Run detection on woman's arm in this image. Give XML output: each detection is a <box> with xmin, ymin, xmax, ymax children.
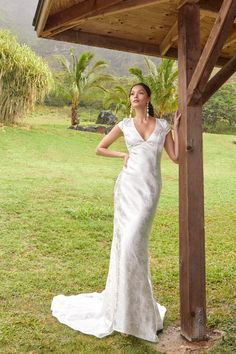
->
<box><xmin>95</xmin><ymin>124</ymin><xmax>129</xmax><ymax>166</ymax></box>
<box><xmin>164</xmin><ymin>111</ymin><xmax>181</xmax><ymax>164</ymax></box>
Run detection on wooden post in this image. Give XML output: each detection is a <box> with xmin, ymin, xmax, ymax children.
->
<box><xmin>178</xmin><ymin>1</ymin><xmax>207</xmax><ymax>341</ymax></box>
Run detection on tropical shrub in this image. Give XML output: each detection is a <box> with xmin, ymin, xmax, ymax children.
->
<box><xmin>44</xmin><ymin>72</ymin><xmax>71</xmax><ymax>107</ymax></box>
<box><xmin>129</xmin><ymin>58</ymin><xmax>178</xmax><ymax>117</ymax></box>
<box><xmin>203</xmin><ymin>82</ymin><xmax>236</xmax><ymax>129</ymax></box>
<box><xmin>103</xmin><ymin>84</ymin><xmax>131</xmax><ymax>118</ymax></box>
<box><xmin>0</xmin><ymin>30</ymin><xmax>52</xmax><ymax>124</ymax></box>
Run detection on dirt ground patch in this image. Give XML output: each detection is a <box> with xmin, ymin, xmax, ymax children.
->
<box><xmin>156</xmin><ymin>325</ymin><xmax>224</xmax><ymax>353</ymax></box>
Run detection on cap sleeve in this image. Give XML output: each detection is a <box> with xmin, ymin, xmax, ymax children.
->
<box><xmin>164</xmin><ymin>119</ymin><xmax>171</xmax><ymax>135</ymax></box>
<box><xmin>117</xmin><ymin>119</ymin><xmax>124</xmax><ymax>132</ymax></box>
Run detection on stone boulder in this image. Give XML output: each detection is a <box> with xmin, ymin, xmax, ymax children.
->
<box><xmin>96</xmin><ymin>110</ymin><xmax>117</xmax><ymax>125</ymax></box>
<box><xmin>69</xmin><ymin>125</ymin><xmax>107</xmax><ymax>134</ymax></box>
<box><xmin>105</xmin><ymin>126</ymin><xmax>114</xmax><ymax>134</ymax></box>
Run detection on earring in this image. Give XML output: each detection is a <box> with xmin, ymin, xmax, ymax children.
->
<box><xmin>146</xmin><ymin>102</ymin><xmax>149</xmax><ymax>120</ymax></box>
<box><xmin>129</xmin><ymin>105</ymin><xmax>133</xmax><ymax>118</ymax></box>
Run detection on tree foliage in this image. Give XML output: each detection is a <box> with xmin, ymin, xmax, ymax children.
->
<box><xmin>0</xmin><ymin>30</ymin><xmax>52</xmax><ymax>124</ymax></box>
<box><xmin>203</xmin><ymin>83</ymin><xmax>236</xmax><ymax>127</ymax></box>
<box><xmin>103</xmin><ymin>78</ymin><xmax>133</xmax><ymax>118</ymax></box>
<box><xmin>129</xmin><ymin>58</ymin><xmax>178</xmax><ymax>117</ymax></box>
<box><xmin>55</xmin><ymin>49</ymin><xmax>113</xmax><ymax>125</ymax></box>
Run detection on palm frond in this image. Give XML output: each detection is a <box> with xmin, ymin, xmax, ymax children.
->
<box><xmin>128</xmin><ymin>57</ymin><xmax>178</xmax><ymax>117</ymax></box>
<box><xmin>144</xmin><ymin>57</ymin><xmax>158</xmax><ymax>77</ymax></box>
<box><xmin>55</xmin><ymin>55</ymin><xmax>71</xmax><ymax>74</ymax></box>
<box><xmin>87</xmin><ymin>60</ymin><xmax>108</xmax><ymax>76</ymax></box>
<box><xmin>128</xmin><ymin>67</ymin><xmax>144</xmax><ymax>82</ymax></box>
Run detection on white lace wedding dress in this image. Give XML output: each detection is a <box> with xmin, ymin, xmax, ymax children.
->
<box><xmin>51</xmin><ymin>117</ymin><xmax>171</xmax><ymax>342</ymax></box>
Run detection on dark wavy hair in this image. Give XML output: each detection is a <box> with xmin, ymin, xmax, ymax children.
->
<box><xmin>129</xmin><ymin>82</ymin><xmax>155</xmax><ymax>117</ymax></box>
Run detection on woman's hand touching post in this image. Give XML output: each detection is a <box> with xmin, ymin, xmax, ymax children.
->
<box><xmin>173</xmin><ymin>110</ymin><xmax>181</xmax><ymax>129</ymax></box>
<box><xmin>164</xmin><ymin>110</ymin><xmax>181</xmax><ymax>164</ymax></box>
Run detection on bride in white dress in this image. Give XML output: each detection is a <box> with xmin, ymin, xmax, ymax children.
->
<box><xmin>51</xmin><ymin>83</ymin><xmax>181</xmax><ymax>343</ymax></box>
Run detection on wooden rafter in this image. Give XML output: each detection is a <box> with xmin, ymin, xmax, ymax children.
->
<box><xmin>177</xmin><ymin>0</ymin><xmax>198</xmax><ymax>9</ymax></box>
<box><xmin>224</xmin><ymin>36</ymin><xmax>236</xmax><ymax>47</ymax></box>
<box><xmin>41</xmin><ymin>0</ymin><xmax>234</xmax><ymax>38</ymax></box>
<box><xmin>200</xmin><ymin>8</ymin><xmax>236</xmax><ymax>24</ymax></box>
<box><xmin>202</xmin><ymin>54</ymin><xmax>236</xmax><ymax>104</ymax></box>
<box><xmin>160</xmin><ymin>21</ymin><xmax>178</xmax><ymax>56</ymax></box>
<box><xmin>44</xmin><ymin>0</ymin><xmax>121</xmax><ymax>36</ymax></box>
<box><xmin>52</xmin><ymin>29</ymin><xmax>162</xmax><ymax>57</ymax></box>
<box><xmin>50</xmin><ymin>28</ymin><xmax>230</xmax><ymax>67</ymax></box>
<box><xmin>160</xmin><ymin>12</ymin><xmax>206</xmax><ymax>56</ymax></box>
<box><xmin>167</xmin><ymin>48</ymin><xmax>229</xmax><ymax>67</ymax></box>
<box><xmin>198</xmin><ymin>0</ymin><xmax>222</xmax><ymax>13</ymax></box>
<box><xmin>36</xmin><ymin>0</ymin><xmax>53</xmax><ymax>36</ymax></box>
<box><xmin>223</xmin><ymin>24</ymin><xmax>236</xmax><ymax>48</ymax></box>
<box><xmin>187</xmin><ymin>0</ymin><xmax>236</xmax><ymax>105</ymax></box>
<box><xmin>43</xmin><ymin>0</ymin><xmax>169</xmax><ymax>37</ymax></box>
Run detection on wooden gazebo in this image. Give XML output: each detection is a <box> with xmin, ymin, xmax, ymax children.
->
<box><xmin>33</xmin><ymin>0</ymin><xmax>236</xmax><ymax>342</ymax></box>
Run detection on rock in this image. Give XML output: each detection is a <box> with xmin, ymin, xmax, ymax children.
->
<box><xmin>69</xmin><ymin>125</ymin><xmax>107</xmax><ymax>134</ymax></box>
<box><xmin>68</xmin><ymin>125</ymin><xmax>83</xmax><ymax>130</ymax></box>
<box><xmin>84</xmin><ymin>126</ymin><xmax>98</xmax><ymax>133</ymax></box>
<box><xmin>105</xmin><ymin>126</ymin><xmax>114</xmax><ymax>134</ymax></box>
<box><xmin>97</xmin><ymin>126</ymin><xmax>106</xmax><ymax>134</ymax></box>
<box><xmin>96</xmin><ymin>110</ymin><xmax>117</xmax><ymax>125</ymax></box>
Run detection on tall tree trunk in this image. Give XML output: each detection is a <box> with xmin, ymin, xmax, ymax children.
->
<box><xmin>71</xmin><ymin>103</ymin><xmax>79</xmax><ymax>126</ymax></box>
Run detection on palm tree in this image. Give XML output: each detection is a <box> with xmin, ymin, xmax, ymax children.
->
<box><xmin>129</xmin><ymin>58</ymin><xmax>178</xmax><ymax>118</ymax></box>
<box><xmin>103</xmin><ymin>84</ymin><xmax>131</xmax><ymax>118</ymax></box>
<box><xmin>56</xmin><ymin>49</ymin><xmax>113</xmax><ymax>126</ymax></box>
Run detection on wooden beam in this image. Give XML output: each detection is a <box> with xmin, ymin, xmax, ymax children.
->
<box><xmin>187</xmin><ymin>0</ymin><xmax>236</xmax><ymax>105</ymax></box>
<box><xmin>202</xmin><ymin>54</ymin><xmax>236</xmax><ymax>104</ymax></box>
<box><xmin>177</xmin><ymin>0</ymin><xmax>199</xmax><ymax>9</ymax></box>
<box><xmin>198</xmin><ymin>0</ymin><xmax>222</xmax><ymax>13</ymax></box>
<box><xmin>223</xmin><ymin>24</ymin><xmax>236</xmax><ymax>47</ymax></box>
<box><xmin>224</xmin><ymin>35</ymin><xmax>236</xmax><ymax>47</ymax></box>
<box><xmin>49</xmin><ymin>28</ymin><xmax>230</xmax><ymax>67</ymax></box>
<box><xmin>160</xmin><ymin>21</ymin><xmax>178</xmax><ymax>56</ymax></box>
<box><xmin>178</xmin><ymin>1</ymin><xmax>207</xmax><ymax>341</ymax></box>
<box><xmin>49</xmin><ymin>28</ymin><xmax>231</xmax><ymax>67</ymax></box>
<box><xmin>200</xmin><ymin>8</ymin><xmax>236</xmax><ymax>24</ymax></box>
<box><xmin>44</xmin><ymin>0</ymin><xmax>120</xmax><ymax>36</ymax></box>
<box><xmin>44</xmin><ymin>0</ymin><xmax>231</xmax><ymax>38</ymax></box>
<box><xmin>43</xmin><ymin>0</ymin><xmax>169</xmax><ymax>37</ymax></box>
<box><xmin>35</xmin><ymin>0</ymin><xmax>53</xmax><ymax>36</ymax></box>
<box><xmin>165</xmin><ymin>47</ymin><xmax>229</xmax><ymax>67</ymax></box>
<box><xmin>160</xmin><ymin>12</ymin><xmax>206</xmax><ymax>56</ymax></box>
<box><xmin>51</xmin><ymin>29</ymin><xmax>162</xmax><ymax>57</ymax></box>
<box><xmin>36</xmin><ymin>0</ymin><xmax>234</xmax><ymax>39</ymax></box>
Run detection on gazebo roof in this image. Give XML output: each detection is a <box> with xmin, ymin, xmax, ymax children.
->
<box><xmin>33</xmin><ymin>0</ymin><xmax>236</xmax><ymax>67</ymax></box>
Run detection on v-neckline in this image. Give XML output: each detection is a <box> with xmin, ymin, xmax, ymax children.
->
<box><xmin>131</xmin><ymin>118</ymin><xmax>158</xmax><ymax>142</ymax></box>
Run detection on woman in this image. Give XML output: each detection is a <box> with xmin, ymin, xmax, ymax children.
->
<box><xmin>51</xmin><ymin>83</ymin><xmax>181</xmax><ymax>343</ymax></box>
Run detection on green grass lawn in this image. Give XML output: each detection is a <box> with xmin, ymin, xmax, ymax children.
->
<box><xmin>0</xmin><ymin>107</ymin><xmax>235</xmax><ymax>353</ymax></box>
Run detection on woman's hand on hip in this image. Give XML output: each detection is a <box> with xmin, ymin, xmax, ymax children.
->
<box><xmin>123</xmin><ymin>153</ymin><xmax>129</xmax><ymax>168</ymax></box>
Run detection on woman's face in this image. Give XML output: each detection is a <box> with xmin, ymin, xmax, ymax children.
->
<box><xmin>129</xmin><ymin>85</ymin><xmax>150</xmax><ymax>109</ymax></box>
